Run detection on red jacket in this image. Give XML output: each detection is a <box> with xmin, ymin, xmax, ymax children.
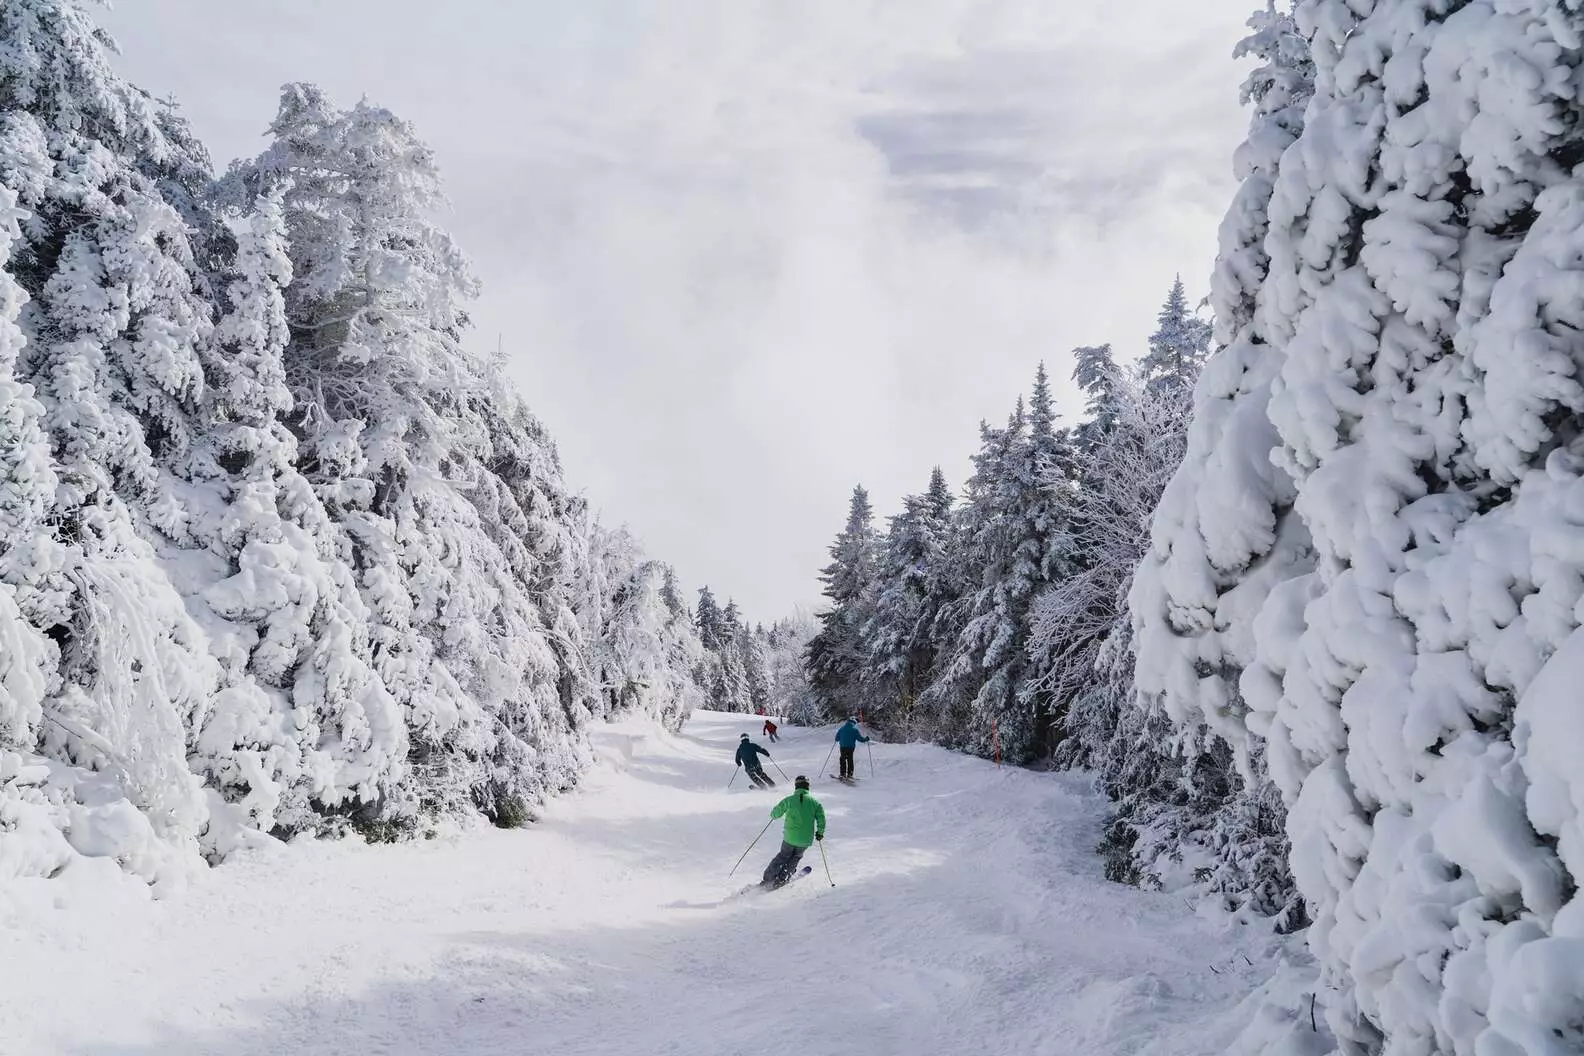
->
<box><xmin>763</xmin><ymin>720</ymin><xmax>777</xmax><ymax>734</ymax></box>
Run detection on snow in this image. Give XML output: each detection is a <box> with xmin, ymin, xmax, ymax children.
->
<box><xmin>1</xmin><ymin>711</ymin><xmax>1318</xmax><ymax>1056</ymax></box>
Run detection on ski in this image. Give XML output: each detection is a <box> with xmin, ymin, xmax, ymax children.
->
<box><xmin>757</xmin><ymin>865</ymin><xmax>813</xmax><ymax>893</ymax></box>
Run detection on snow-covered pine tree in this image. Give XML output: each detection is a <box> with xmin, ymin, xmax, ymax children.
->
<box><xmin>920</xmin><ymin>419</ymin><xmax>1014</xmax><ymax>747</ymax></box>
<box><xmin>1033</xmin><ymin>353</ymin><xmax>1158</xmax><ymax>758</ymax></box>
<box><xmin>862</xmin><ymin>467</ymin><xmax>955</xmax><ymax>737</ymax></box>
<box><xmin>225</xmin><ymin>84</ymin><xmax>598</xmax><ymax>828</ymax></box>
<box><xmin>1039</xmin><ymin>285</ymin><xmax>1204</xmax><ymax>765</ymax></box>
<box><xmin>1139</xmin><ymin>276</ymin><xmax>1211</xmax><ymax>399</ymax></box>
<box><xmin>1028</xmin><ymin>342</ymin><xmax>1262</xmax><ymax>898</ymax></box>
<box><xmin>178</xmin><ymin>190</ymin><xmax>400</xmax><ymax>849</ymax></box>
<box><xmin>1128</xmin><ymin>0</ymin><xmax>1313</xmax><ymax>931</ymax></box>
<box><xmin>0</xmin><ymin>181</ymin><xmax>74</xmax><ymax>877</ymax></box>
<box><xmin>467</xmin><ymin>376</ymin><xmax>600</xmax><ymax>811</ymax></box>
<box><xmin>763</xmin><ymin>615</ymin><xmax>818</xmax><ymax>722</ymax></box>
<box><xmin>695</xmin><ymin>586</ymin><xmax>726</xmax><ymax>651</ymax></box>
<box><xmin>807</xmin><ymin>485</ymin><xmax>879</xmax><ymax>721</ymax></box>
<box><xmin>736</xmin><ymin>613</ymin><xmax>771</xmax><ymax>715</ymax></box>
<box><xmin>658</xmin><ymin>570</ymin><xmax>706</xmax><ymax>726</ymax></box>
<box><xmin>928</xmin><ymin>366</ymin><xmax>1074</xmax><ymax>762</ymax></box>
<box><xmin>1140</xmin><ymin>0</ymin><xmax>1584</xmax><ymax>1048</ymax></box>
<box><xmin>0</xmin><ymin>2</ymin><xmax>717</xmax><ymax>878</ymax></box>
<box><xmin>580</xmin><ymin>525</ymin><xmax>703</xmax><ymax>732</ymax></box>
<box><xmin>660</xmin><ymin>567</ymin><xmax>686</xmax><ymax>620</ymax></box>
<box><xmin>717</xmin><ymin>600</ymin><xmax>753</xmax><ymax>713</ymax></box>
<box><xmin>692</xmin><ymin>586</ymin><xmax>726</xmax><ymax>709</ymax></box>
<box><xmin>0</xmin><ymin>181</ymin><xmax>54</xmax><ymax>718</ymax></box>
<box><xmin>0</xmin><ymin>0</ymin><xmax>230</xmax><ymax>886</ymax></box>
<box><xmin>1070</xmin><ymin>344</ymin><xmax>1124</xmax><ymax>454</ymax></box>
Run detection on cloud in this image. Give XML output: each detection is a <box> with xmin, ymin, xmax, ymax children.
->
<box><xmin>102</xmin><ymin>0</ymin><xmax>1257</xmax><ymax>616</ymax></box>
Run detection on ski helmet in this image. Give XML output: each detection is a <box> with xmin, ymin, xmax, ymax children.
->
<box><xmin>794</xmin><ymin>775</ymin><xmax>809</xmax><ymax>790</ymax></box>
<box><xmin>741</xmin><ymin>733</ymin><xmax>749</xmax><ymax>739</ymax></box>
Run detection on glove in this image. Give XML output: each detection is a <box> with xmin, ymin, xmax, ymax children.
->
<box><xmin>815</xmin><ymin>832</ymin><xmax>824</xmax><ymax>841</ymax></box>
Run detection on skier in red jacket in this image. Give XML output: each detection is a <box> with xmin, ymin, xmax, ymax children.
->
<box><xmin>763</xmin><ymin>718</ymin><xmax>779</xmax><ymax>743</ymax></box>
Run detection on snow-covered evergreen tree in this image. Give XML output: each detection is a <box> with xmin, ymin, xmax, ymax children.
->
<box><xmin>716</xmin><ymin>600</ymin><xmax>754</xmax><ymax>713</ymax></box>
<box><xmin>1033</xmin><ymin>356</ymin><xmax>1177</xmax><ymax>753</ymax></box>
<box><xmin>695</xmin><ymin>587</ymin><xmax>726</xmax><ymax>651</ymax></box>
<box><xmin>0</xmin><ymin>0</ymin><xmax>227</xmax><ymax>886</ymax></box>
<box><xmin>0</xmin><ymin>181</ymin><xmax>62</xmax><ymax>841</ymax></box>
<box><xmin>172</xmin><ymin>189</ymin><xmax>404</xmax><ymax>848</ymax></box>
<box><xmin>862</xmin><ymin>468</ymin><xmax>955</xmax><ymax>737</ymax></box>
<box><xmin>1127</xmin><ymin>0</ymin><xmax>1313</xmax><ymax>931</ymax></box>
<box><xmin>1071</xmin><ymin>344</ymin><xmax>1125</xmax><ymax>454</ymax></box>
<box><xmin>928</xmin><ymin>366</ymin><xmax>1074</xmax><ymax>761</ymax></box>
<box><xmin>807</xmin><ymin>485</ymin><xmax>879</xmax><ymax>720</ymax></box>
<box><xmin>1026</xmin><ymin>343</ymin><xmax>1279</xmax><ymax>905</ymax></box>
<box><xmin>762</xmin><ymin>614</ymin><xmax>818</xmax><ymax>721</ymax></box>
<box><xmin>0</xmin><ymin>185</ymin><xmax>55</xmax><ymax>750</ymax></box>
<box><xmin>580</xmin><ymin>525</ymin><xmax>704</xmax><ymax>732</ymax></box>
<box><xmin>467</xmin><ymin>377</ymin><xmax>601</xmax><ymax>812</ymax></box>
<box><xmin>1137</xmin><ymin>0</ymin><xmax>1584</xmax><ymax>1048</ymax></box>
<box><xmin>224</xmin><ymin>85</ymin><xmax>610</xmax><ymax>827</ymax></box>
<box><xmin>1139</xmin><ymin>277</ymin><xmax>1211</xmax><ymax>399</ymax></box>
<box><xmin>737</xmin><ymin>615</ymin><xmax>772</xmax><ymax>715</ymax></box>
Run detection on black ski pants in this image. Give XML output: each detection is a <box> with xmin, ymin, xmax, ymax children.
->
<box><xmin>747</xmin><ymin>765</ymin><xmax>775</xmax><ymax>788</ymax></box>
<box><xmin>838</xmin><ymin>746</ymin><xmax>856</xmax><ymax>778</ymax></box>
<box><xmin>761</xmin><ymin>841</ymin><xmax>807</xmax><ymax>887</ymax></box>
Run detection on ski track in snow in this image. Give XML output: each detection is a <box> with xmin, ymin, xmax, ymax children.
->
<box><xmin>1</xmin><ymin>711</ymin><xmax>1282</xmax><ymax>1056</ymax></box>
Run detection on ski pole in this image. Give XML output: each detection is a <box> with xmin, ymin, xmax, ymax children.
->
<box><xmin>770</xmin><ymin>757</ymin><xmax>790</xmax><ymax>781</ymax></box>
<box><xmin>729</xmin><ymin>817</ymin><xmax>776</xmax><ymax>877</ymax></box>
<box><xmin>818</xmin><ymin>839</ymin><xmax>835</xmax><ymax>887</ymax></box>
<box><xmin>728</xmin><ymin>764</ymin><xmax>740</xmax><ymax>790</ymax></box>
<box><xmin>820</xmin><ymin>742</ymin><xmax>836</xmax><ymax>779</ymax></box>
<box><xmin>867</xmin><ymin>739</ymin><xmax>875</xmax><ymax>778</ymax></box>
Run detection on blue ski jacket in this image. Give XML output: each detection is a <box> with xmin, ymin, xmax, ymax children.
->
<box><xmin>834</xmin><ymin>721</ymin><xmax>869</xmax><ymax>749</ymax></box>
<box><xmin>735</xmin><ymin>740</ymin><xmax>770</xmax><ymax>769</ymax></box>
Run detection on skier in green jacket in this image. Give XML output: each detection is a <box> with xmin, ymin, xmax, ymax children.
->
<box><xmin>761</xmin><ymin>776</ymin><xmax>825</xmax><ymax>889</ymax></box>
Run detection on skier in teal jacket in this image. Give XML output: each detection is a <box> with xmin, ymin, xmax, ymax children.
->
<box><xmin>761</xmin><ymin>776</ymin><xmax>825</xmax><ymax>888</ymax></box>
<box><xmin>834</xmin><ymin>718</ymin><xmax>869</xmax><ymax>780</ymax></box>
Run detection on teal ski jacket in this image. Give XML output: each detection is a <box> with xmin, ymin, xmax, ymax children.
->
<box><xmin>834</xmin><ymin>720</ymin><xmax>869</xmax><ymax>749</ymax></box>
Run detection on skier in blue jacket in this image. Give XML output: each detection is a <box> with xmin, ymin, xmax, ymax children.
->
<box><xmin>834</xmin><ymin>718</ymin><xmax>869</xmax><ymax>781</ymax></box>
<box><xmin>735</xmin><ymin>734</ymin><xmax>775</xmax><ymax>789</ymax></box>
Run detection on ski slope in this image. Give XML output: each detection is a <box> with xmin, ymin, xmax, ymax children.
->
<box><xmin>1</xmin><ymin>711</ymin><xmax>1312</xmax><ymax>1056</ymax></box>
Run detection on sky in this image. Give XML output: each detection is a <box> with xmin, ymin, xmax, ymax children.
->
<box><xmin>102</xmin><ymin>0</ymin><xmax>1257</xmax><ymax>618</ymax></box>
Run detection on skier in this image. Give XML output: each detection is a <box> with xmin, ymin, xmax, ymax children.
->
<box><xmin>761</xmin><ymin>776</ymin><xmax>825</xmax><ymax>888</ymax></box>
<box><xmin>735</xmin><ymin>733</ymin><xmax>775</xmax><ymax>789</ymax></box>
<box><xmin>833</xmin><ymin>717</ymin><xmax>869</xmax><ymax>781</ymax></box>
<box><xmin>763</xmin><ymin>717</ymin><xmax>779</xmax><ymax>743</ymax></box>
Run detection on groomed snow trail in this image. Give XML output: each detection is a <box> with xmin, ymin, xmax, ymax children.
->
<box><xmin>2</xmin><ymin>711</ymin><xmax>1285</xmax><ymax>1056</ymax></box>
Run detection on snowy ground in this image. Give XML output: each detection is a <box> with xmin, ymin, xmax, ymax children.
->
<box><xmin>1</xmin><ymin>711</ymin><xmax>1312</xmax><ymax>1056</ymax></box>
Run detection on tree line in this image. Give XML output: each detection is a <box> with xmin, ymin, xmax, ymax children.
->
<box><xmin>0</xmin><ymin>0</ymin><xmax>794</xmax><ymax>888</ymax></box>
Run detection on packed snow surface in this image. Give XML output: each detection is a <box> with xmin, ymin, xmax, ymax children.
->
<box><xmin>1</xmin><ymin>712</ymin><xmax>1306</xmax><ymax>1056</ymax></box>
